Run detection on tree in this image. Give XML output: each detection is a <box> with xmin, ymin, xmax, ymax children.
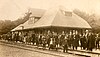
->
<box><xmin>0</xmin><ymin>12</ymin><xmax>31</xmax><ymax>34</ymax></box>
<box><xmin>73</xmin><ymin>9</ymin><xmax>100</xmax><ymax>32</ymax></box>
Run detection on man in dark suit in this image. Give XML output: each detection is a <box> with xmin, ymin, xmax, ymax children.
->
<box><xmin>63</xmin><ymin>38</ymin><xmax>68</xmax><ymax>53</ymax></box>
<box><xmin>88</xmin><ymin>32</ymin><xmax>95</xmax><ymax>51</ymax></box>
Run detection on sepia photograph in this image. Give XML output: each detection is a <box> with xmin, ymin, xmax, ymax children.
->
<box><xmin>0</xmin><ymin>0</ymin><xmax>100</xmax><ymax>57</ymax></box>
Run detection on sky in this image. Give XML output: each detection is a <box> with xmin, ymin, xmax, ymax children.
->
<box><xmin>0</xmin><ymin>0</ymin><xmax>100</xmax><ymax>21</ymax></box>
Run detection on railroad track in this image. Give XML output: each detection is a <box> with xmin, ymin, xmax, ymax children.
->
<box><xmin>0</xmin><ymin>40</ymin><xmax>96</xmax><ymax>57</ymax></box>
<box><xmin>0</xmin><ymin>41</ymin><xmax>83</xmax><ymax>57</ymax></box>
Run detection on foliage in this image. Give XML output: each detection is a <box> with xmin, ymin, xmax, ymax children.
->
<box><xmin>0</xmin><ymin>12</ymin><xmax>31</xmax><ymax>34</ymax></box>
<box><xmin>73</xmin><ymin>9</ymin><xmax>100</xmax><ymax>33</ymax></box>
<box><xmin>0</xmin><ymin>9</ymin><xmax>100</xmax><ymax>34</ymax></box>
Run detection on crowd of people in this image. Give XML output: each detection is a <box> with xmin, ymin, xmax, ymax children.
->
<box><xmin>0</xmin><ymin>30</ymin><xmax>100</xmax><ymax>53</ymax></box>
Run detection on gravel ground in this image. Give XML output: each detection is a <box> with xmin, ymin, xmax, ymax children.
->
<box><xmin>0</xmin><ymin>42</ymin><xmax>82</xmax><ymax>57</ymax></box>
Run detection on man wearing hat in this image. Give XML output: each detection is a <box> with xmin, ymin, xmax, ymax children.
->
<box><xmin>63</xmin><ymin>35</ymin><xmax>68</xmax><ymax>53</ymax></box>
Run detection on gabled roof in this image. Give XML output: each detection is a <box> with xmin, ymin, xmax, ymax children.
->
<box><xmin>29</xmin><ymin>8</ymin><xmax>46</xmax><ymax>17</ymax></box>
<box><xmin>11</xmin><ymin>8</ymin><xmax>46</xmax><ymax>31</ymax></box>
<box><xmin>25</xmin><ymin>7</ymin><xmax>91</xmax><ymax>29</ymax></box>
<box><xmin>11</xmin><ymin>24</ymin><xmax>23</xmax><ymax>31</ymax></box>
<box><xmin>11</xmin><ymin>6</ymin><xmax>91</xmax><ymax>31</ymax></box>
<box><xmin>11</xmin><ymin>18</ymin><xmax>35</xmax><ymax>31</ymax></box>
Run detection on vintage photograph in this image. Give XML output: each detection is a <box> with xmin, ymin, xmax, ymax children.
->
<box><xmin>0</xmin><ymin>0</ymin><xmax>100</xmax><ymax>57</ymax></box>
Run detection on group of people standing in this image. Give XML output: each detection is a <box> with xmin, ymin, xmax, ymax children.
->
<box><xmin>1</xmin><ymin>30</ymin><xmax>100</xmax><ymax>53</ymax></box>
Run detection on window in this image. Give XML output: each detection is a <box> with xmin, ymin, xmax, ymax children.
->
<box><xmin>65</xmin><ymin>11</ymin><xmax>72</xmax><ymax>16</ymax></box>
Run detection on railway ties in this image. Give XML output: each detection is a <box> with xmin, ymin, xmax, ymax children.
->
<box><xmin>0</xmin><ymin>40</ymin><xmax>99</xmax><ymax>57</ymax></box>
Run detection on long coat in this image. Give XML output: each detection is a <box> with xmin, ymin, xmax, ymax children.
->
<box><xmin>73</xmin><ymin>34</ymin><xmax>80</xmax><ymax>47</ymax></box>
<box><xmin>63</xmin><ymin>39</ymin><xmax>68</xmax><ymax>48</ymax></box>
<box><xmin>32</xmin><ymin>34</ymin><xmax>35</xmax><ymax>43</ymax></box>
<box><xmin>54</xmin><ymin>35</ymin><xmax>59</xmax><ymax>45</ymax></box>
<box><xmin>60</xmin><ymin>35</ymin><xmax>65</xmax><ymax>46</ymax></box>
<box><xmin>88</xmin><ymin>34</ymin><xmax>95</xmax><ymax>49</ymax></box>
<box><xmin>68</xmin><ymin>34</ymin><xmax>73</xmax><ymax>46</ymax></box>
<box><xmin>80</xmin><ymin>36</ymin><xmax>87</xmax><ymax>47</ymax></box>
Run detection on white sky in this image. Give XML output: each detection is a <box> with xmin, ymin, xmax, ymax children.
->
<box><xmin>0</xmin><ymin>0</ymin><xmax>100</xmax><ymax>21</ymax></box>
